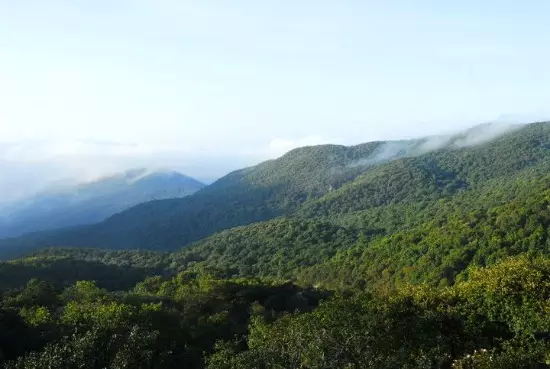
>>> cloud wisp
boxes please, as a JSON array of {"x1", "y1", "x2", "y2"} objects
[{"x1": 347, "y1": 122, "x2": 522, "y2": 169}]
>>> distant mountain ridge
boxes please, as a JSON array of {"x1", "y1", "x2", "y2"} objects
[{"x1": 0, "y1": 168, "x2": 204, "y2": 238}]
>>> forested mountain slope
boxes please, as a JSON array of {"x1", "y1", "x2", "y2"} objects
[
  {"x1": 11, "y1": 161, "x2": 548, "y2": 292},
  {"x1": 0, "y1": 217, "x2": 356, "y2": 291},
  {"x1": 0, "y1": 122, "x2": 548, "y2": 258},
  {"x1": 299, "y1": 122, "x2": 550, "y2": 217}
]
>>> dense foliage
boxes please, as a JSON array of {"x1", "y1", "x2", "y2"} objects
[
  {"x1": 2, "y1": 257, "x2": 550, "y2": 368},
  {"x1": 0, "y1": 272, "x2": 327, "y2": 368}
]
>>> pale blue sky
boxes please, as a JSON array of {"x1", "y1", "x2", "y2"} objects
[{"x1": 0, "y1": 1, "x2": 550, "y2": 192}]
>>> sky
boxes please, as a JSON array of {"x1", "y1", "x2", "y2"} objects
[{"x1": 1, "y1": 1, "x2": 550, "y2": 199}]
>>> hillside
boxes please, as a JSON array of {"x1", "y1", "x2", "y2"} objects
[
  {"x1": 0, "y1": 142, "x2": 385, "y2": 255},
  {"x1": 0, "y1": 122, "x2": 549, "y2": 257},
  {"x1": 14, "y1": 156, "x2": 550, "y2": 290},
  {"x1": 0, "y1": 169, "x2": 204, "y2": 238}
]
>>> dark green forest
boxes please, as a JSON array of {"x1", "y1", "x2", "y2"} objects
[{"x1": 2, "y1": 122, "x2": 550, "y2": 367}]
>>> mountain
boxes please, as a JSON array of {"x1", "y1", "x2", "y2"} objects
[
  {"x1": 0, "y1": 168, "x2": 204, "y2": 238},
  {"x1": 5, "y1": 122, "x2": 550, "y2": 367},
  {"x1": 0, "y1": 122, "x2": 548, "y2": 258}
]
